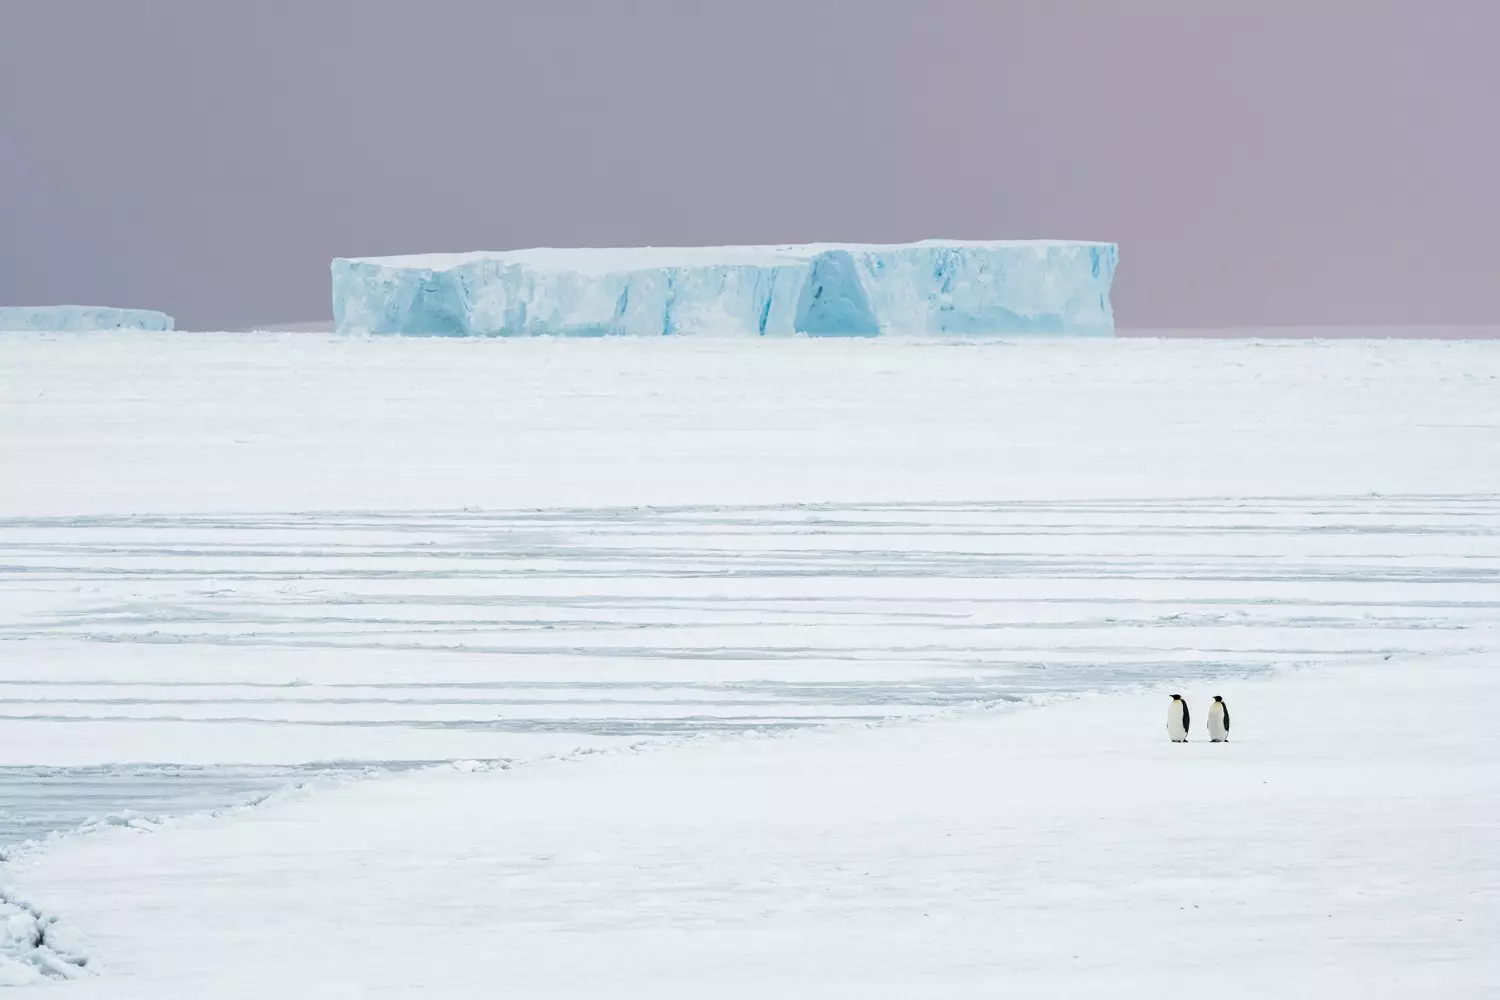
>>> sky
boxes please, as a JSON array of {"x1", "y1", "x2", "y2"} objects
[{"x1": 2, "y1": 1, "x2": 1497, "y2": 330}]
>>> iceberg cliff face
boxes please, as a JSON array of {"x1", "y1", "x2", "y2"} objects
[
  {"x1": 0, "y1": 306, "x2": 174, "y2": 333},
  {"x1": 331, "y1": 240, "x2": 1117, "y2": 338}
]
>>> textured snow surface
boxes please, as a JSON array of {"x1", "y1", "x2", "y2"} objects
[
  {"x1": 0, "y1": 307, "x2": 171, "y2": 333},
  {"x1": 1, "y1": 334, "x2": 1498, "y2": 994},
  {"x1": 331, "y1": 240, "x2": 1117, "y2": 336},
  {"x1": 5, "y1": 492, "x2": 1497, "y2": 846}
]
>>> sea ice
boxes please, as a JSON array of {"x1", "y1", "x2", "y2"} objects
[
  {"x1": 2, "y1": 335, "x2": 1499, "y2": 995},
  {"x1": 0, "y1": 306, "x2": 173, "y2": 333},
  {"x1": 331, "y1": 239, "x2": 1117, "y2": 337}
]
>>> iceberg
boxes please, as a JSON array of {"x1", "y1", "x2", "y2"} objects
[
  {"x1": 0, "y1": 306, "x2": 173, "y2": 333},
  {"x1": 331, "y1": 240, "x2": 1117, "y2": 337}
]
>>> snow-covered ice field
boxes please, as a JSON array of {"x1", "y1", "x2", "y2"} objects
[{"x1": 1, "y1": 333, "x2": 1498, "y2": 994}]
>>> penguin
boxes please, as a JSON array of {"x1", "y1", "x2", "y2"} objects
[
  {"x1": 1167, "y1": 694, "x2": 1190, "y2": 743},
  {"x1": 1208, "y1": 695, "x2": 1231, "y2": 742}
]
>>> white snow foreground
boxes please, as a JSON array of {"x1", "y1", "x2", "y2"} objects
[
  {"x1": 7, "y1": 655, "x2": 1496, "y2": 997},
  {"x1": 331, "y1": 240, "x2": 1117, "y2": 337},
  {"x1": 0, "y1": 307, "x2": 172, "y2": 333}
]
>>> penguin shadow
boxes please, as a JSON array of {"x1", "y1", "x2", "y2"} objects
[{"x1": 1166, "y1": 694, "x2": 1233, "y2": 745}]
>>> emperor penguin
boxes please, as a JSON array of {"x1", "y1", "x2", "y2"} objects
[
  {"x1": 1208, "y1": 695, "x2": 1231, "y2": 742},
  {"x1": 1167, "y1": 694, "x2": 1190, "y2": 743}
]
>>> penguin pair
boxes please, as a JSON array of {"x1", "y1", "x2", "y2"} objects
[{"x1": 1167, "y1": 694, "x2": 1230, "y2": 743}]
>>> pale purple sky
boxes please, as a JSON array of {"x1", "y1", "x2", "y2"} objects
[{"x1": 2, "y1": 1, "x2": 1496, "y2": 330}]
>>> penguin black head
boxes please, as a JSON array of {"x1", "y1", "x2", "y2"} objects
[
  {"x1": 1212, "y1": 695, "x2": 1223, "y2": 702},
  {"x1": 1170, "y1": 693, "x2": 1182, "y2": 700}
]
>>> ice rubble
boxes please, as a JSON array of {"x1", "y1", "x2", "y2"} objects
[
  {"x1": 0, "y1": 306, "x2": 173, "y2": 333},
  {"x1": 331, "y1": 240, "x2": 1117, "y2": 337},
  {"x1": 0, "y1": 891, "x2": 88, "y2": 985}
]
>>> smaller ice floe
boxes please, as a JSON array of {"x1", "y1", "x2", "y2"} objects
[{"x1": 0, "y1": 305, "x2": 173, "y2": 332}]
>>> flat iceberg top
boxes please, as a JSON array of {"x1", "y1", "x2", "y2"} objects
[
  {"x1": 0, "y1": 305, "x2": 174, "y2": 333},
  {"x1": 352, "y1": 239, "x2": 1116, "y2": 274}
]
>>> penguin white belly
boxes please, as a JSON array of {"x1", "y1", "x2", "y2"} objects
[
  {"x1": 1208, "y1": 703, "x2": 1229, "y2": 742},
  {"x1": 1167, "y1": 704, "x2": 1187, "y2": 742}
]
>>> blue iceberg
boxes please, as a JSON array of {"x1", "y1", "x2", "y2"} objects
[
  {"x1": 0, "y1": 306, "x2": 174, "y2": 333},
  {"x1": 331, "y1": 240, "x2": 1117, "y2": 337}
]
